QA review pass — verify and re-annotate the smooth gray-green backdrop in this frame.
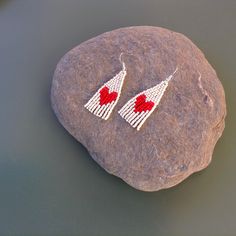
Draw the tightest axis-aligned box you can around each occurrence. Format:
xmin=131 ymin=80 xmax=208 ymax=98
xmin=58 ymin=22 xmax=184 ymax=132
xmin=0 ymin=0 xmax=235 ymax=235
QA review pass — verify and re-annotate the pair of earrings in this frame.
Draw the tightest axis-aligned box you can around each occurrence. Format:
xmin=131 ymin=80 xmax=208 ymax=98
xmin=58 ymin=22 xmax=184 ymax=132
xmin=84 ymin=53 xmax=178 ymax=131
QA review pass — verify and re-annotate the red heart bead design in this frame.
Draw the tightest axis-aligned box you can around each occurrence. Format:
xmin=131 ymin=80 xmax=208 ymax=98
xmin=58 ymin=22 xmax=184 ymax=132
xmin=134 ymin=94 xmax=155 ymax=113
xmin=99 ymin=86 xmax=118 ymax=106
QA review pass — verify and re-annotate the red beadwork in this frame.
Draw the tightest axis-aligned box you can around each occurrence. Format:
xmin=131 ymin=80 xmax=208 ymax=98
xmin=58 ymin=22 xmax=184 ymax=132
xmin=134 ymin=94 xmax=155 ymax=113
xmin=99 ymin=86 xmax=118 ymax=106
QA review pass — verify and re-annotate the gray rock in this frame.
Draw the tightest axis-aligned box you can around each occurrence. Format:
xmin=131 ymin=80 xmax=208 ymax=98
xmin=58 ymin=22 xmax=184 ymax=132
xmin=51 ymin=26 xmax=226 ymax=191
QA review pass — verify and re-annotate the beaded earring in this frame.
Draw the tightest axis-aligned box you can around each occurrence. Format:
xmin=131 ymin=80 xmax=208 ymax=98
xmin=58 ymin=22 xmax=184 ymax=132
xmin=84 ymin=53 xmax=127 ymax=120
xmin=118 ymin=68 xmax=178 ymax=130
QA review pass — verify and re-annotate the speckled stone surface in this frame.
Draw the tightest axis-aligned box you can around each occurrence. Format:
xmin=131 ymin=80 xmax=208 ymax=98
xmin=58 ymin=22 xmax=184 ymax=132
xmin=51 ymin=26 xmax=226 ymax=191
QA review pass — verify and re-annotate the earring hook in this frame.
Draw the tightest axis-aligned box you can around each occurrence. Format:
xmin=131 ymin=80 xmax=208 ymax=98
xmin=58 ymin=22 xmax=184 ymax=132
xmin=166 ymin=67 xmax=179 ymax=82
xmin=119 ymin=52 xmax=126 ymax=70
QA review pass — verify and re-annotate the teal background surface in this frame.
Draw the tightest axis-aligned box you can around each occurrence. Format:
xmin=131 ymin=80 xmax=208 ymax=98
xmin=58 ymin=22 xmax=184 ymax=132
xmin=0 ymin=0 xmax=235 ymax=235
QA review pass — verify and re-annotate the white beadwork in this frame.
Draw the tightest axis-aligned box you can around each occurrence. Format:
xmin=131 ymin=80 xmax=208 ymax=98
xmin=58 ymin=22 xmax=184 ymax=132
xmin=119 ymin=68 xmax=178 ymax=131
xmin=84 ymin=55 xmax=127 ymax=120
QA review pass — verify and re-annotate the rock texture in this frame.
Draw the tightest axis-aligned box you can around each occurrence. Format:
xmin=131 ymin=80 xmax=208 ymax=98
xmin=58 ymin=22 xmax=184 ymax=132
xmin=51 ymin=26 xmax=226 ymax=191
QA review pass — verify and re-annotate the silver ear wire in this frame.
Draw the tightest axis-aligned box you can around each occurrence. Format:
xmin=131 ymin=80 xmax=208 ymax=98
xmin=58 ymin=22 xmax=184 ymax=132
xmin=119 ymin=52 xmax=126 ymax=71
xmin=166 ymin=67 xmax=178 ymax=82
